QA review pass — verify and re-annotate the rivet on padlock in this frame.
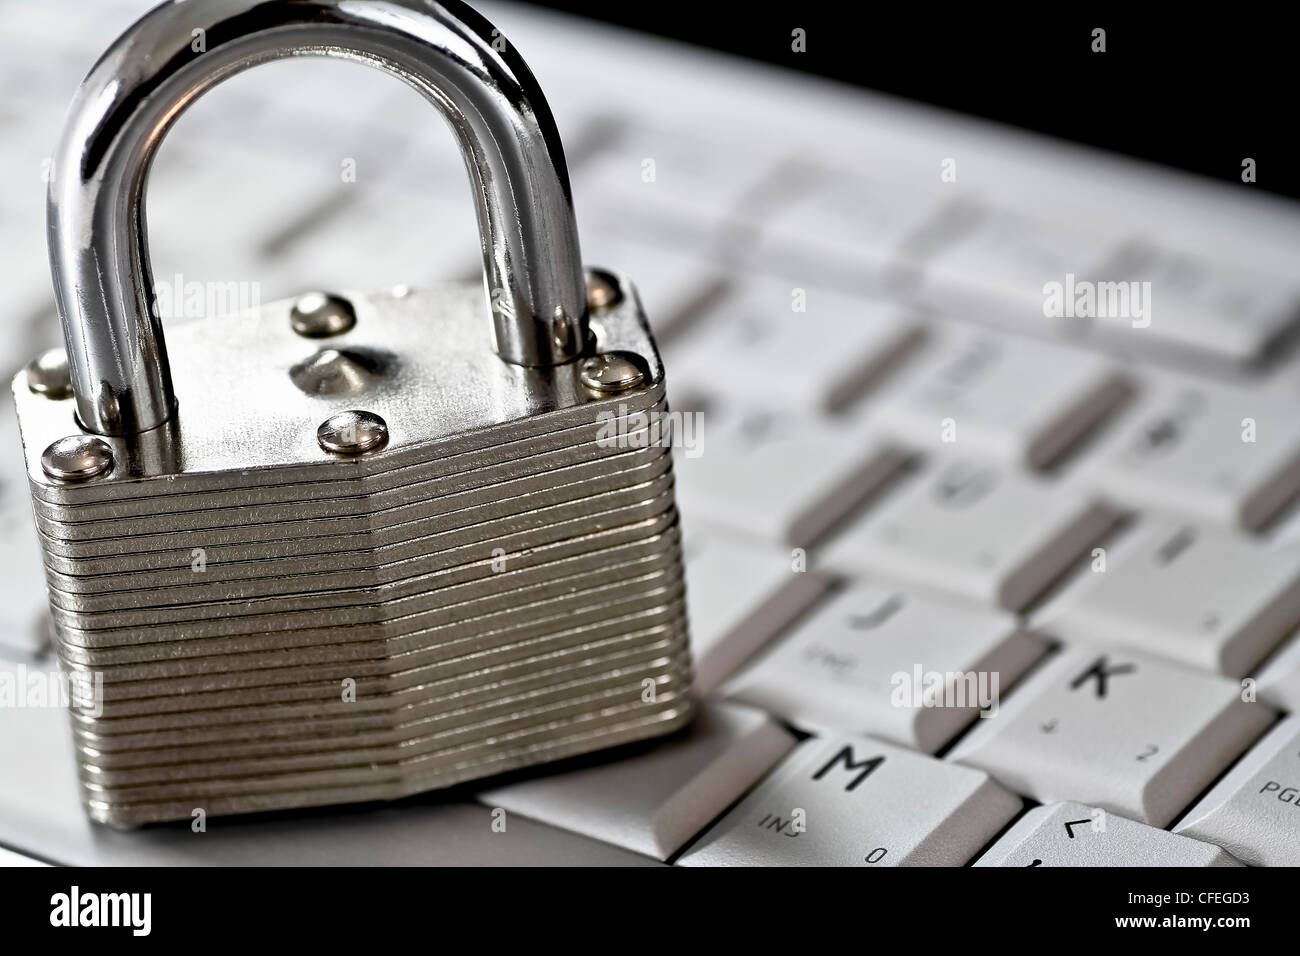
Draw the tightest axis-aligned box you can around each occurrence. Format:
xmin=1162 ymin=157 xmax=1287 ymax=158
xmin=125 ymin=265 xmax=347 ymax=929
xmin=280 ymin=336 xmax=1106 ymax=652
xmin=317 ymin=410 xmax=390 ymax=455
xmin=580 ymin=352 xmax=649 ymax=394
xmin=40 ymin=436 xmax=114 ymax=482
xmin=290 ymin=293 xmax=358 ymax=339
xmin=24 ymin=348 xmax=73 ymax=399
xmin=585 ymin=269 xmax=625 ymax=313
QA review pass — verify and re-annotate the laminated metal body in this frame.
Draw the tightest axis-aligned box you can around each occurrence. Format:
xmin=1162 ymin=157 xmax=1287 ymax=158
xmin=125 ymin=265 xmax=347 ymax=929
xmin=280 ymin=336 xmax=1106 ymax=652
xmin=13 ymin=281 xmax=694 ymax=826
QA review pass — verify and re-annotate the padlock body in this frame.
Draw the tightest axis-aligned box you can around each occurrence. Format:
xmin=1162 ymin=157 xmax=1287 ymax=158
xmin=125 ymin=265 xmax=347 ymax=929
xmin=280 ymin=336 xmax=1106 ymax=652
xmin=12 ymin=277 xmax=694 ymax=826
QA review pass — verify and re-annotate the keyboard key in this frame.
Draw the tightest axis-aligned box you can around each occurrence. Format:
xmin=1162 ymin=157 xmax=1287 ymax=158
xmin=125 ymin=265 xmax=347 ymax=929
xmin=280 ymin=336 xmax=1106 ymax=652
xmin=914 ymin=209 xmax=1124 ymax=338
xmin=1265 ymin=500 xmax=1300 ymax=549
xmin=666 ymin=279 xmax=923 ymax=415
xmin=949 ymin=646 xmax=1274 ymax=827
xmin=677 ymin=735 xmax=1021 ymax=866
xmin=672 ymin=405 xmax=910 ymax=548
xmin=478 ymin=703 xmax=797 ymax=861
xmin=577 ymin=126 xmax=783 ymax=241
xmin=682 ymin=530 xmax=832 ymax=694
xmin=1074 ymin=375 xmax=1300 ymax=531
xmin=1033 ymin=519 xmax=1300 ymax=676
xmin=1089 ymin=239 xmax=1300 ymax=367
xmin=1256 ymin=633 xmax=1300 ymax=713
xmin=1173 ymin=716 xmax=1300 ymax=866
xmin=725 ymin=581 xmax=1048 ymax=752
xmin=822 ymin=457 xmax=1118 ymax=611
xmin=756 ymin=169 xmax=957 ymax=294
xmin=863 ymin=323 xmax=1131 ymax=469
xmin=974 ymin=801 xmax=1240 ymax=867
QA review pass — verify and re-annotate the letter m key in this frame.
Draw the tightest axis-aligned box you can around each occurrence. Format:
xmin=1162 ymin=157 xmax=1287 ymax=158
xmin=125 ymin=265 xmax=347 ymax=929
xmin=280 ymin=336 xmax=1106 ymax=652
xmin=813 ymin=745 xmax=885 ymax=792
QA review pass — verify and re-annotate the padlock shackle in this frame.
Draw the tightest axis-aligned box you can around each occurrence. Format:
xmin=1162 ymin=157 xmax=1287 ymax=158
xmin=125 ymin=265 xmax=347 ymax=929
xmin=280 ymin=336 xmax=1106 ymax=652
xmin=47 ymin=0 xmax=590 ymax=436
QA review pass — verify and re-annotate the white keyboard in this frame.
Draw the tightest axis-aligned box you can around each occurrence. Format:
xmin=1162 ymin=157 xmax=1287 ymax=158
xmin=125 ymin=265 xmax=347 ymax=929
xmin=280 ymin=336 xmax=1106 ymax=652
xmin=3 ymin=0 xmax=1300 ymax=867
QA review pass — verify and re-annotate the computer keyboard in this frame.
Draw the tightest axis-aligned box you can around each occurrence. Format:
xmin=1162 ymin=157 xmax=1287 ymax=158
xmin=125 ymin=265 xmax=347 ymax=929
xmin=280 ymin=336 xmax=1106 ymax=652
xmin=3 ymin=0 xmax=1300 ymax=866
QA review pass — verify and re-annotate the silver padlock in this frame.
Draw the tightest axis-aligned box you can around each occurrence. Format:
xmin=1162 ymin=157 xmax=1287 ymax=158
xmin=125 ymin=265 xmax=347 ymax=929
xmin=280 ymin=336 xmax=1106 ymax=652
xmin=12 ymin=0 xmax=694 ymax=826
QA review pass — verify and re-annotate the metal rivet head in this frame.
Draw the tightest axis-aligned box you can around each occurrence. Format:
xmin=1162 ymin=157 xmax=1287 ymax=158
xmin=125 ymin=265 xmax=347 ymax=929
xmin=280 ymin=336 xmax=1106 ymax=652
xmin=585 ymin=269 xmax=622 ymax=312
xmin=290 ymin=348 xmax=384 ymax=397
xmin=290 ymin=292 xmax=357 ymax=338
xmin=41 ymin=436 xmax=114 ymax=482
xmin=26 ymin=348 xmax=73 ymax=398
xmin=580 ymin=351 xmax=647 ymax=394
xmin=317 ymin=410 xmax=389 ymax=455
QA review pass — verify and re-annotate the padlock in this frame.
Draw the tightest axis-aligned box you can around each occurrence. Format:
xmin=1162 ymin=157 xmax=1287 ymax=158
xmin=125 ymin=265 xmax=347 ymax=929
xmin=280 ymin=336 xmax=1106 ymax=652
xmin=12 ymin=0 xmax=694 ymax=827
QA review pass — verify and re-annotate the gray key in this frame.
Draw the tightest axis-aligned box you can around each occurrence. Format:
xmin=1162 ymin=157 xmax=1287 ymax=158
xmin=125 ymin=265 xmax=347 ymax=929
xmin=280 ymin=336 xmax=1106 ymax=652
xmin=1088 ymin=243 xmax=1300 ymax=367
xmin=822 ymin=457 xmax=1118 ymax=611
xmin=682 ymin=527 xmax=831 ymax=693
xmin=665 ymin=278 xmax=923 ymax=415
xmin=725 ymin=580 xmax=1047 ymax=752
xmin=677 ymin=735 xmax=1020 ymax=866
xmin=1256 ymin=633 xmax=1300 ymax=713
xmin=1074 ymin=374 xmax=1300 ymax=531
xmin=673 ymin=407 xmax=909 ymax=548
xmin=1032 ymin=518 xmax=1300 ymax=677
xmin=949 ymin=645 xmax=1274 ymax=827
xmin=478 ymin=702 xmax=797 ymax=861
xmin=910 ymin=209 xmax=1121 ymax=342
xmin=974 ymin=801 xmax=1241 ymax=867
xmin=862 ymin=321 xmax=1131 ymax=469
xmin=1173 ymin=715 xmax=1300 ymax=866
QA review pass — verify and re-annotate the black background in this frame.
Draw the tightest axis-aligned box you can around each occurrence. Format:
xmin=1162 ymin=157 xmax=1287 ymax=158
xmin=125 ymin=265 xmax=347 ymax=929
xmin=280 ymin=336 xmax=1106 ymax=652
xmin=3 ymin=863 xmax=1275 ymax=942
xmin=525 ymin=2 xmax=1299 ymax=202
